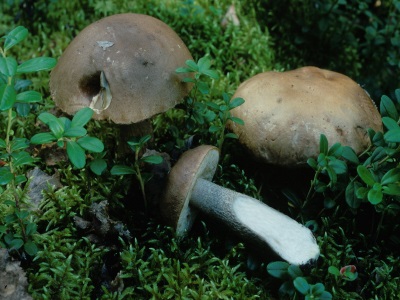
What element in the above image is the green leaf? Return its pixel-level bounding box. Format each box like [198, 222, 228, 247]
[328, 266, 341, 276]
[327, 142, 342, 157]
[345, 181, 363, 209]
[10, 138, 29, 151]
[15, 174, 26, 185]
[16, 90, 42, 103]
[229, 97, 245, 109]
[71, 107, 93, 127]
[63, 127, 87, 137]
[12, 151, 33, 167]
[287, 265, 303, 279]
[184, 60, 198, 72]
[341, 146, 359, 164]
[77, 136, 104, 153]
[30, 132, 56, 144]
[24, 241, 38, 256]
[17, 57, 57, 74]
[110, 165, 136, 175]
[140, 155, 163, 164]
[229, 116, 244, 125]
[319, 134, 328, 155]
[328, 158, 347, 174]
[384, 129, 400, 143]
[383, 183, 400, 196]
[48, 120, 64, 139]
[15, 103, 30, 117]
[139, 134, 152, 145]
[224, 132, 238, 139]
[4, 26, 28, 51]
[381, 168, 400, 185]
[176, 67, 194, 74]
[307, 158, 318, 170]
[38, 112, 59, 125]
[368, 186, 383, 205]
[202, 69, 219, 79]
[311, 283, 326, 295]
[197, 56, 211, 72]
[0, 83, 16, 111]
[89, 158, 107, 175]
[266, 261, 289, 279]
[318, 291, 333, 299]
[66, 141, 86, 169]
[0, 57, 17, 76]
[293, 277, 310, 295]
[382, 116, 400, 131]
[0, 138, 5, 148]
[0, 167, 13, 185]
[25, 222, 37, 236]
[8, 238, 24, 250]
[357, 165, 375, 186]
[209, 125, 221, 133]
[380, 95, 399, 121]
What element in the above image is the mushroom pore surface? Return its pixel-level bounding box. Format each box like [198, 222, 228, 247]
[50, 13, 193, 124]
[161, 145, 219, 236]
[228, 67, 382, 166]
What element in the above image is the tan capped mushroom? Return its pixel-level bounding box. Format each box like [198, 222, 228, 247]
[161, 145, 320, 265]
[228, 67, 382, 166]
[50, 13, 193, 135]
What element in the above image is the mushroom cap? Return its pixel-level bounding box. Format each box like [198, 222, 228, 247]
[228, 67, 382, 166]
[50, 13, 193, 124]
[161, 145, 219, 236]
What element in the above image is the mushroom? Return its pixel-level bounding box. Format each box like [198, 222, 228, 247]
[50, 13, 193, 138]
[161, 145, 320, 265]
[228, 66, 383, 166]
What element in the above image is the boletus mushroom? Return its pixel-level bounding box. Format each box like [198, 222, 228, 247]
[50, 13, 193, 137]
[228, 66, 382, 166]
[161, 145, 320, 265]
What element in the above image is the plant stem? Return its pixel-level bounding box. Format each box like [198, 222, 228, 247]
[134, 149, 147, 213]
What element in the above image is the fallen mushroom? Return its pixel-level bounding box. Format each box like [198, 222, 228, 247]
[50, 13, 193, 138]
[161, 145, 320, 265]
[228, 66, 383, 166]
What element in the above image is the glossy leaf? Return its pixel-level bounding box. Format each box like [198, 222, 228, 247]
[293, 277, 310, 295]
[48, 120, 64, 139]
[368, 185, 383, 205]
[345, 181, 363, 209]
[357, 165, 375, 186]
[89, 158, 107, 175]
[381, 168, 400, 185]
[319, 134, 328, 155]
[341, 146, 359, 164]
[140, 155, 163, 164]
[225, 132, 238, 139]
[382, 116, 400, 131]
[63, 127, 87, 137]
[16, 90, 42, 103]
[229, 116, 244, 125]
[384, 129, 400, 143]
[380, 94, 399, 121]
[38, 112, 59, 125]
[0, 57, 17, 76]
[110, 165, 136, 175]
[4, 26, 28, 51]
[11, 151, 34, 167]
[229, 97, 245, 109]
[10, 138, 29, 151]
[383, 184, 400, 196]
[30, 132, 56, 144]
[24, 241, 38, 256]
[0, 167, 13, 185]
[66, 141, 86, 169]
[77, 136, 104, 153]
[17, 57, 57, 74]
[71, 107, 94, 128]
[0, 83, 16, 111]
[266, 261, 289, 279]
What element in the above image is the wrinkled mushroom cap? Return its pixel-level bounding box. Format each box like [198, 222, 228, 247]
[228, 67, 382, 166]
[161, 145, 219, 236]
[50, 13, 193, 124]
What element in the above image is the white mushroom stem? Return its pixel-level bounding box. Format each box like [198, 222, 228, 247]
[190, 178, 320, 265]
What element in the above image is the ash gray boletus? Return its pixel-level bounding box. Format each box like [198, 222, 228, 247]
[228, 66, 382, 167]
[50, 13, 193, 134]
[161, 145, 320, 265]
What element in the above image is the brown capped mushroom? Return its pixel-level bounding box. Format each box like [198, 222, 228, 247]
[161, 145, 320, 265]
[228, 67, 382, 166]
[50, 13, 193, 137]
